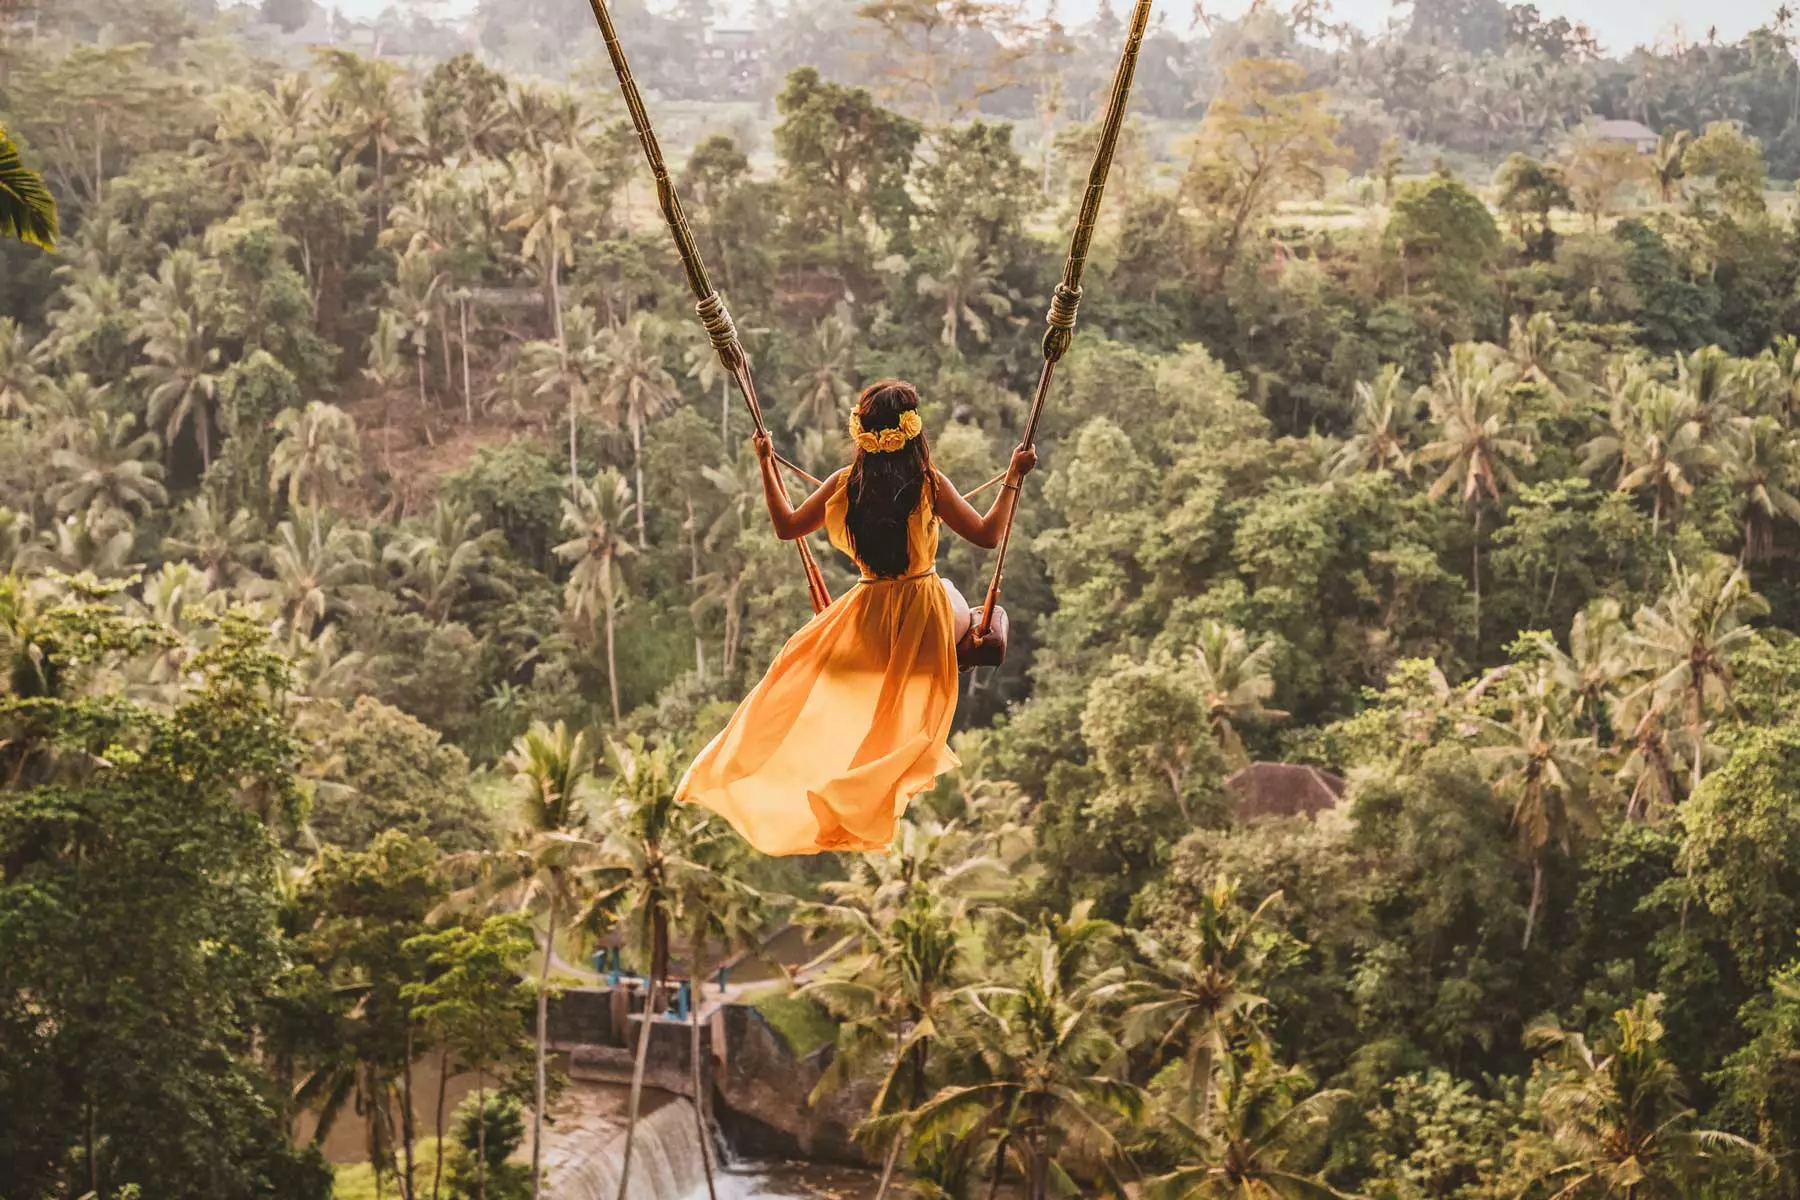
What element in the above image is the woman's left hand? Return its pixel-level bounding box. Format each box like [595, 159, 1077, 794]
[752, 431, 775, 465]
[1008, 444, 1038, 480]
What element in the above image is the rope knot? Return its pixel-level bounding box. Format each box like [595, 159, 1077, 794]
[695, 292, 745, 367]
[1047, 283, 1083, 330]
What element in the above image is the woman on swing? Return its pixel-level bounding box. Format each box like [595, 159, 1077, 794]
[677, 380, 1037, 856]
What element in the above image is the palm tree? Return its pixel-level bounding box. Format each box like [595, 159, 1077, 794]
[0, 125, 58, 249]
[165, 495, 262, 591]
[320, 49, 410, 230]
[789, 310, 858, 435]
[383, 500, 501, 621]
[1418, 343, 1533, 631]
[1675, 344, 1750, 439]
[584, 736, 736, 1200]
[1524, 995, 1766, 1196]
[49, 410, 167, 530]
[1475, 665, 1595, 950]
[1144, 1047, 1356, 1200]
[493, 722, 596, 1200]
[1096, 877, 1283, 1132]
[270, 402, 363, 510]
[1652, 128, 1690, 204]
[598, 315, 679, 548]
[916, 231, 1013, 352]
[387, 242, 445, 414]
[800, 806, 1025, 1198]
[1612, 691, 1706, 820]
[365, 310, 408, 468]
[554, 470, 638, 723]
[1189, 621, 1287, 767]
[1330, 364, 1415, 478]
[911, 904, 1143, 1200]
[0, 318, 42, 418]
[1507, 311, 1584, 408]
[1628, 555, 1767, 793]
[507, 143, 589, 350]
[263, 507, 372, 636]
[523, 305, 609, 488]
[1546, 597, 1633, 739]
[1718, 415, 1800, 562]
[135, 307, 223, 469]
[1582, 362, 1708, 532]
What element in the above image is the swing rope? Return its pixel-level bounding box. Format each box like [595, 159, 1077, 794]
[583, 0, 1154, 638]
[967, 0, 1155, 651]
[584, 0, 832, 614]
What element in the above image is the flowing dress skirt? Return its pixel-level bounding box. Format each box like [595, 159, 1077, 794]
[676, 573, 960, 856]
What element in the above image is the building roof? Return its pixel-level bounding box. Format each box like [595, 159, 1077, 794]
[1592, 118, 1660, 142]
[1225, 762, 1346, 822]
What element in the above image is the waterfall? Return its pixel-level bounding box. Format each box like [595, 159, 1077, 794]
[544, 1090, 851, 1200]
[547, 1098, 711, 1200]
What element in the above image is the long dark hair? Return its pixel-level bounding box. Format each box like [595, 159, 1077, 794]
[846, 380, 938, 578]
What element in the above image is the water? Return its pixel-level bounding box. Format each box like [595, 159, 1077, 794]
[545, 1096, 875, 1200]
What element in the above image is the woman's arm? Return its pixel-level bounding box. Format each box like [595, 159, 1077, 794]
[934, 444, 1039, 550]
[754, 432, 842, 540]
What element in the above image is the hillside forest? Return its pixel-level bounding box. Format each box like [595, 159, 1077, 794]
[23, 1, 1800, 1198]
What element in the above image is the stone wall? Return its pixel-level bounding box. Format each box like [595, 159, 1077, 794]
[544, 986, 872, 1167]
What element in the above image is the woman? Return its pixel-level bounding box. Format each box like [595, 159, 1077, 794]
[676, 380, 1037, 856]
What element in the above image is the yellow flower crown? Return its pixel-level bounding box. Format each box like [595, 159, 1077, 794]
[849, 409, 922, 454]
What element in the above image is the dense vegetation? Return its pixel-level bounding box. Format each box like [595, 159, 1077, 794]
[21, 1, 1800, 1198]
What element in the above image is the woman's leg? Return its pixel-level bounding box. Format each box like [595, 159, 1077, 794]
[942, 578, 973, 643]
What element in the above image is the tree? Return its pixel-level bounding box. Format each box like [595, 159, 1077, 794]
[403, 915, 534, 1200]
[916, 231, 1012, 351]
[554, 470, 638, 724]
[1628, 554, 1766, 793]
[1493, 152, 1570, 260]
[1562, 135, 1648, 226]
[1652, 128, 1690, 204]
[264, 506, 372, 636]
[855, 0, 1036, 119]
[1524, 996, 1766, 1196]
[789, 309, 858, 433]
[911, 904, 1143, 1200]
[135, 306, 224, 469]
[506, 143, 588, 351]
[1475, 664, 1594, 950]
[0, 126, 58, 249]
[270, 402, 363, 509]
[1144, 1047, 1356, 1200]
[320, 49, 411, 229]
[1097, 877, 1285, 1131]
[584, 736, 734, 1200]
[524, 305, 609, 488]
[1581, 361, 1708, 532]
[1686, 120, 1767, 215]
[1417, 343, 1533, 634]
[49, 410, 168, 530]
[492, 721, 595, 1200]
[1185, 58, 1345, 286]
[800, 801, 1026, 1196]
[293, 831, 446, 1200]
[383, 500, 502, 622]
[0, 319, 41, 419]
[598, 315, 678, 548]
[1188, 621, 1287, 767]
[1719, 415, 1800, 562]
[1331, 364, 1415, 478]
[0, 603, 328, 1200]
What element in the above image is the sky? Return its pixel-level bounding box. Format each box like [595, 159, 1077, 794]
[328, 0, 1775, 57]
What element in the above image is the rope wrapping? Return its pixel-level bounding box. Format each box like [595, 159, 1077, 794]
[585, 0, 829, 614]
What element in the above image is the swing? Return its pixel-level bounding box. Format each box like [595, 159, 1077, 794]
[582, 0, 1155, 671]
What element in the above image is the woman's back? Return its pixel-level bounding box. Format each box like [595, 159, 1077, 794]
[826, 476, 939, 579]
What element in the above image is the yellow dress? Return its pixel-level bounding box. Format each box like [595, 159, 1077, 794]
[676, 475, 960, 856]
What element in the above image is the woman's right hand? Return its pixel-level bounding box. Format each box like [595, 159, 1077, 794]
[1008, 444, 1039, 480]
[752, 431, 775, 466]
